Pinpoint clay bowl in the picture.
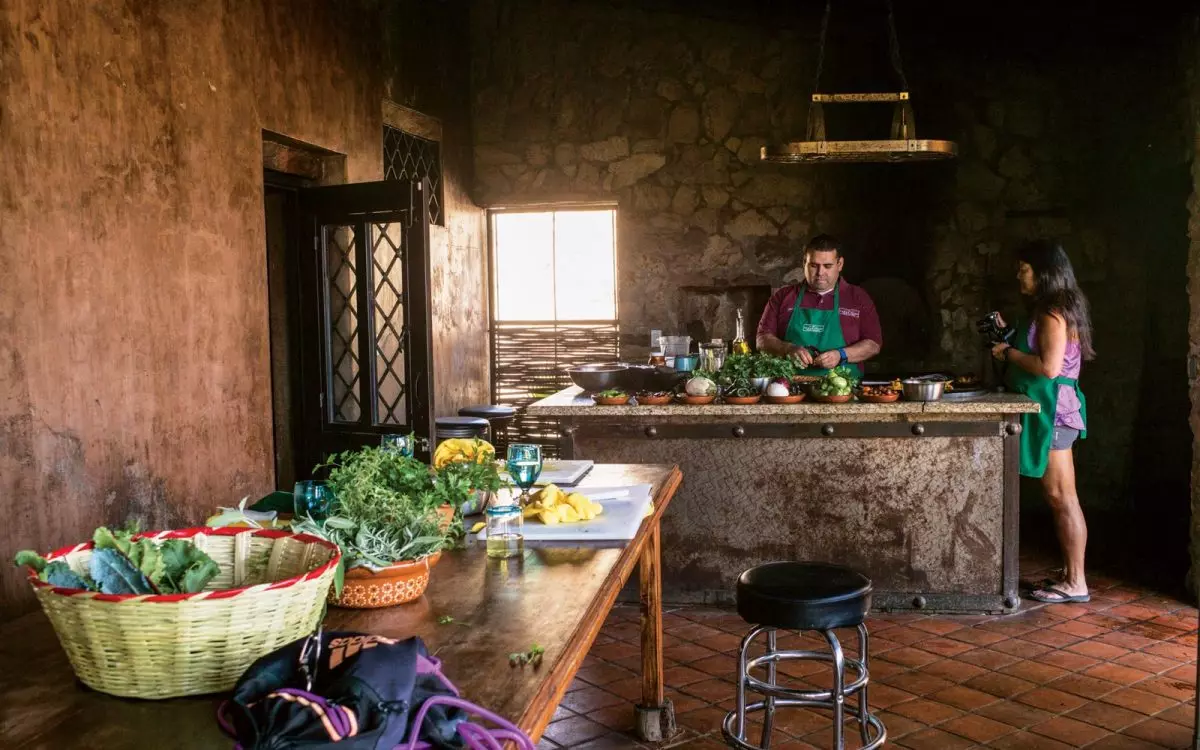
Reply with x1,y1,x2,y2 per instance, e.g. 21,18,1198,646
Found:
592,394,631,405
332,553,439,609
813,394,853,404
859,391,900,404
636,392,673,405
764,394,805,404
677,394,717,405
723,394,762,405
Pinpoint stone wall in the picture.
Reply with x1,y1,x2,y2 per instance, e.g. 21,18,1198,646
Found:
0,0,485,620
472,1,1193,524
1187,10,1200,596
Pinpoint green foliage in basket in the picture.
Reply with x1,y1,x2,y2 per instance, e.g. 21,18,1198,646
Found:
298,445,461,574
14,524,220,595
751,353,796,379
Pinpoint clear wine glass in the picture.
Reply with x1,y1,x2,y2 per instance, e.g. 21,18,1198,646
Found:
380,434,414,457
505,444,543,507
294,480,335,522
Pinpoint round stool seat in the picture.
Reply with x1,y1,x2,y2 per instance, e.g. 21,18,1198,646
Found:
737,562,872,631
435,416,490,440
458,404,516,420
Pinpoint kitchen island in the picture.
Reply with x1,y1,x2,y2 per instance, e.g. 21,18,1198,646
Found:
528,386,1040,614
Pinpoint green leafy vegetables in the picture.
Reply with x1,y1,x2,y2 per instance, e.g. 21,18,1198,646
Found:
14,525,220,596
814,366,859,397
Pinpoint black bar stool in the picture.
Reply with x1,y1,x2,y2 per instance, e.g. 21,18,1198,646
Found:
722,562,886,750
457,404,516,445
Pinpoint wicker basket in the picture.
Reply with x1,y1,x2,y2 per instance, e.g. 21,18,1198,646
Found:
24,527,340,699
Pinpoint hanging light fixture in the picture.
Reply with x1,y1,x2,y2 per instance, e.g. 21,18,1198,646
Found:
761,0,957,164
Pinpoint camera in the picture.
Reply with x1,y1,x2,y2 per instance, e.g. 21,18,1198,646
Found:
976,311,1015,346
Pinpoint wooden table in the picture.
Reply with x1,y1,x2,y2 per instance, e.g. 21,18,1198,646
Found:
0,463,683,748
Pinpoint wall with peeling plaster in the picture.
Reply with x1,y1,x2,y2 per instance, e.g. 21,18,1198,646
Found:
0,0,485,620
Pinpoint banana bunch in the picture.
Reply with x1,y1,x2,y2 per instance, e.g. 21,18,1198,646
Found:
523,484,604,525
433,438,495,469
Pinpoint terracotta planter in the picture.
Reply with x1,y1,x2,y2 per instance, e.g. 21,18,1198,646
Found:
331,552,441,609
437,504,455,533
723,395,762,405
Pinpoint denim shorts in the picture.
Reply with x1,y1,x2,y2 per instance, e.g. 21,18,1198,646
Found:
1051,426,1080,451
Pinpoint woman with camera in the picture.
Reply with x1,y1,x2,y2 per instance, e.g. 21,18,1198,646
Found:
991,240,1093,604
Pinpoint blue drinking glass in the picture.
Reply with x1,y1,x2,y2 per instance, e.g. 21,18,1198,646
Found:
294,480,335,521
505,444,543,506
381,434,414,457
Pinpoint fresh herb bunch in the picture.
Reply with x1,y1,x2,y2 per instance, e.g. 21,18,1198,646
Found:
723,379,759,397
299,447,449,570
719,353,756,383
752,354,796,379
14,523,220,595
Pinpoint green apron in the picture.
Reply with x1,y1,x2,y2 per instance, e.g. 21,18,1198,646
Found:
1004,319,1088,478
783,283,862,378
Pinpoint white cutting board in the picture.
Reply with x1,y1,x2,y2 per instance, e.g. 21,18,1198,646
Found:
478,484,654,541
502,459,594,487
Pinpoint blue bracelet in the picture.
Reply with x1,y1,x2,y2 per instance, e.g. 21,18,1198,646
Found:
838,348,848,364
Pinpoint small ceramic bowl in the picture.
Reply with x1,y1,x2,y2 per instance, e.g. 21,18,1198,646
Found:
592,394,631,405
764,394,805,404
859,391,901,403
677,394,717,405
636,392,673,405
814,394,853,403
723,394,762,405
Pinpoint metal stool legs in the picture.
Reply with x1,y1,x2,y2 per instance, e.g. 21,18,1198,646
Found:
723,624,887,750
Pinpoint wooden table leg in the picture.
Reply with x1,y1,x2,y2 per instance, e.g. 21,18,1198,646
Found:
635,524,675,742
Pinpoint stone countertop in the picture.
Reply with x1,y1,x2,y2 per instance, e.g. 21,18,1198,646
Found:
526,386,1040,417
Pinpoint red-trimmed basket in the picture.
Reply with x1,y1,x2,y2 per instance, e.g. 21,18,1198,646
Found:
22,527,340,699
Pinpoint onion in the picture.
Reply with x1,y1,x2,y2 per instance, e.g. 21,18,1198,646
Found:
765,382,790,397
685,377,717,396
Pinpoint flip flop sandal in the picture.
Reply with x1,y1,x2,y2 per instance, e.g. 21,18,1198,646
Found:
1029,586,1090,604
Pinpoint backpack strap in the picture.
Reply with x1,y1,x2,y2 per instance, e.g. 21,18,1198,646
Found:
398,695,534,750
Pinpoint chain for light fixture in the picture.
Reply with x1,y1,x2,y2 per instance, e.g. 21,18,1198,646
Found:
762,0,957,164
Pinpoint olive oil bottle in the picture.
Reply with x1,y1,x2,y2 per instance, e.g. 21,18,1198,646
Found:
732,308,751,355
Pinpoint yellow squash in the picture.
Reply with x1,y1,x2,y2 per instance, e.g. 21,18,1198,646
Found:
523,483,604,525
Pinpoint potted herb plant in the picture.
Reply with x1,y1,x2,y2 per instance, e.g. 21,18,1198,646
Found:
294,443,498,609
718,354,762,404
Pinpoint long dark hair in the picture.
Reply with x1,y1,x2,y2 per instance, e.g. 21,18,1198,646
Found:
1018,240,1095,360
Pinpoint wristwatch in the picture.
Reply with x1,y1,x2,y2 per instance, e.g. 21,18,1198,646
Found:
838,348,848,364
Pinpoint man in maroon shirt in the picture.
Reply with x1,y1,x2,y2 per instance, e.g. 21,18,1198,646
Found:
756,234,882,375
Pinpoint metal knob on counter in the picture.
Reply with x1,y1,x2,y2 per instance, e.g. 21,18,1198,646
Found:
732,425,746,438
912,423,926,436
821,424,835,437
1006,422,1022,436
644,426,658,438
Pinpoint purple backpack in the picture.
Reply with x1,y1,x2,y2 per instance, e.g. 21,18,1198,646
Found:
217,629,535,750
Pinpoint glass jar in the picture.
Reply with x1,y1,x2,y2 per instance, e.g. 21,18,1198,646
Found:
485,504,524,559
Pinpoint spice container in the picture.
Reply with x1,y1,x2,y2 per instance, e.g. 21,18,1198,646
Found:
485,504,524,559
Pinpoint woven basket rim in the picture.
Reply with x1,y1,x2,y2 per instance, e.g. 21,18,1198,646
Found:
24,526,341,603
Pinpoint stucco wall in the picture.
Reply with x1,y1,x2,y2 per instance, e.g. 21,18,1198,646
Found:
0,0,485,619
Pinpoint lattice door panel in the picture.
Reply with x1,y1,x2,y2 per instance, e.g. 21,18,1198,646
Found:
323,224,362,423
384,127,443,226
371,222,407,425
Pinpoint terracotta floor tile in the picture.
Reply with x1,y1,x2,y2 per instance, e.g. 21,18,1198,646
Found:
880,626,932,646
665,642,719,664
559,686,627,714
929,684,1001,711
888,697,965,725
1028,715,1111,746
890,726,975,749
957,648,1022,670
1109,603,1166,621
765,707,839,738
1154,701,1196,727
998,659,1070,685
1078,612,1138,629
1021,629,1083,649
577,661,637,686
571,733,648,750
603,677,644,702
915,637,976,658
662,665,711,687
921,658,987,683
979,620,1041,637
908,619,966,636
1100,686,1182,715
878,671,954,698
585,704,637,733
1050,619,1110,638
1063,700,1148,731
1164,663,1197,682
965,671,1037,699
939,713,1017,743
878,647,940,669
1142,640,1197,662
874,710,928,739
1171,631,1199,648
688,653,737,679
1045,673,1122,702
1123,620,1198,642
1086,733,1175,750
1094,631,1161,651
1116,651,1183,674
864,658,907,680
986,730,1076,749
947,627,1010,647
680,677,736,703
865,682,917,710
975,699,1055,730
1066,639,1131,660
541,716,610,747
664,690,708,716
1135,674,1196,702
1039,649,1100,672
675,706,729,735
1123,716,1196,748
1014,686,1089,713
1082,661,1154,686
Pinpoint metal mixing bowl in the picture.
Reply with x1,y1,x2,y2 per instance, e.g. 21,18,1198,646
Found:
566,363,628,392
901,379,945,401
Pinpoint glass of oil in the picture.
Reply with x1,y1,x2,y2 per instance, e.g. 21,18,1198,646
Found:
485,503,524,559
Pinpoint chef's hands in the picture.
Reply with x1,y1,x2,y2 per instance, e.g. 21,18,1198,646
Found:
813,350,843,370
789,345,814,368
